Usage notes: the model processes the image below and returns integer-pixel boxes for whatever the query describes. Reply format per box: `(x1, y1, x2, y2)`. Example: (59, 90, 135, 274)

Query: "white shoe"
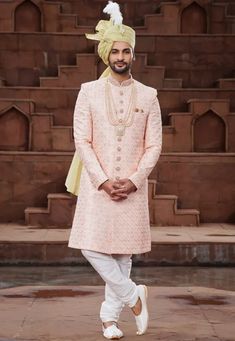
(134, 285, 149, 335)
(102, 324, 124, 339)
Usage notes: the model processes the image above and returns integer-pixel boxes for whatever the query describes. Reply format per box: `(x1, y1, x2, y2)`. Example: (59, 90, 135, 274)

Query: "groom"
(68, 1, 162, 339)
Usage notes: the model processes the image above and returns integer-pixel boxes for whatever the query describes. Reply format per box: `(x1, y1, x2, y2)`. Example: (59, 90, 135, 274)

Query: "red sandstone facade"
(0, 0, 235, 227)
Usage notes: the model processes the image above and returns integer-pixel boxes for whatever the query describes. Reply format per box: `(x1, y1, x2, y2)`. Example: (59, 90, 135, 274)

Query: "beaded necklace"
(105, 78, 137, 136)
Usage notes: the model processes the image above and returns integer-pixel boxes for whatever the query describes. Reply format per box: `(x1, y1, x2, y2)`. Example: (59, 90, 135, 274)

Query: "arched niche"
(0, 107, 30, 151)
(193, 110, 226, 152)
(181, 1, 207, 34)
(15, 0, 41, 32)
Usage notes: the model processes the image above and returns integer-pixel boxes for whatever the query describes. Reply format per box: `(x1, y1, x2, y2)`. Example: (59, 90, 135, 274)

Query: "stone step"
(132, 54, 182, 89)
(148, 181, 200, 226)
(57, 13, 79, 32)
(25, 193, 76, 228)
(31, 113, 74, 151)
(0, 77, 6, 86)
(163, 78, 182, 89)
(216, 79, 235, 89)
(0, 223, 234, 265)
(40, 65, 95, 88)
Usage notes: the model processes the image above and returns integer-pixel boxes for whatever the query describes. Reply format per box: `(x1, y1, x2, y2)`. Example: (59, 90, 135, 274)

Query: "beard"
(109, 61, 132, 74)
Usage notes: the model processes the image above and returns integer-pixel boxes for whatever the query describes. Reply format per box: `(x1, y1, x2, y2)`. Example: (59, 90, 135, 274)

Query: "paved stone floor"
(0, 284, 235, 341)
(0, 222, 235, 340)
(1, 265, 235, 291)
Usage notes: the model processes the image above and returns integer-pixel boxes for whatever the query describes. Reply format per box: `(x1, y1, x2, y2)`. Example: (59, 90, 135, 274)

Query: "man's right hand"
(99, 180, 128, 201)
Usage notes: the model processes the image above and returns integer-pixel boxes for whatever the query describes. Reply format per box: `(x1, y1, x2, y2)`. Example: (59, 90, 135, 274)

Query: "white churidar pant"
(81, 249, 138, 322)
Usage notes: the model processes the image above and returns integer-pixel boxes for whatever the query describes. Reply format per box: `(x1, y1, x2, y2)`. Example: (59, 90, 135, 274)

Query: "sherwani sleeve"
(128, 90, 162, 190)
(73, 84, 109, 190)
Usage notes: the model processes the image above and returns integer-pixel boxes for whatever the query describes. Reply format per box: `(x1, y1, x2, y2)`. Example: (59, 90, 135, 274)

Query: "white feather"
(103, 1, 123, 25)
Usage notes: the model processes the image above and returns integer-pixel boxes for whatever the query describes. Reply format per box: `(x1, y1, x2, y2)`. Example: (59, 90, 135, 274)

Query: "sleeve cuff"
(128, 174, 143, 191)
(94, 175, 109, 191)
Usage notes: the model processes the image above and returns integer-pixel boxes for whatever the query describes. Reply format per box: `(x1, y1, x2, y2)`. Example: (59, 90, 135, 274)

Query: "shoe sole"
(103, 335, 123, 340)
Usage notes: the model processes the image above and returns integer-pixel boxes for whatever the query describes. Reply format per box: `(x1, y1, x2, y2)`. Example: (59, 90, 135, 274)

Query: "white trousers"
(81, 249, 138, 323)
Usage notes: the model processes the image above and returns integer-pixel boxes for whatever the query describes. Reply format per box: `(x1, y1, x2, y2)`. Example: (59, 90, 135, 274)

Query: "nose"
(117, 52, 124, 60)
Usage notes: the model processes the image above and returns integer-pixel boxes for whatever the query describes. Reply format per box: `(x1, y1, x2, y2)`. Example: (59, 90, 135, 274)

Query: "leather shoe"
(134, 285, 149, 335)
(102, 323, 124, 339)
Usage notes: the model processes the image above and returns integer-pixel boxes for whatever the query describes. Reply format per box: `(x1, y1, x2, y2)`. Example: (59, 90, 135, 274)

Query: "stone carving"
(15, 0, 41, 32)
(0, 106, 30, 151)
(181, 1, 207, 34)
(193, 110, 225, 152)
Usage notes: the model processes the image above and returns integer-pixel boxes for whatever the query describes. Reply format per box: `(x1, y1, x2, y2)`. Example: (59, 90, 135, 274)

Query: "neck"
(110, 70, 131, 84)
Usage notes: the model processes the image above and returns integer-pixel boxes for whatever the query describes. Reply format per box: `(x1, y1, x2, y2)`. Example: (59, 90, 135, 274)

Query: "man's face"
(108, 41, 134, 75)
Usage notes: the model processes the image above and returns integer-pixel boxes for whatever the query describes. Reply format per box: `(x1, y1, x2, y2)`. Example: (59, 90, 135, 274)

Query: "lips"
(115, 62, 126, 67)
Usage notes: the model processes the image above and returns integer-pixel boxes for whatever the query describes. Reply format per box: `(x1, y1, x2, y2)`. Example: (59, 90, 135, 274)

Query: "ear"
(132, 52, 136, 61)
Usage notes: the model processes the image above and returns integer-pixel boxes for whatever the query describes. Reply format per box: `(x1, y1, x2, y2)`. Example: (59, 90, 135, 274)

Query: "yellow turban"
(65, 2, 135, 195)
(86, 19, 135, 73)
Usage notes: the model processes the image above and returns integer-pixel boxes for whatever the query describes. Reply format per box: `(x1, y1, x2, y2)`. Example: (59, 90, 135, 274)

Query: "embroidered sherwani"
(68, 75, 162, 254)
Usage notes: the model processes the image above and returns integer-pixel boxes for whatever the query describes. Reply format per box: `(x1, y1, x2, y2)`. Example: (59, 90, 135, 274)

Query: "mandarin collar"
(107, 74, 133, 87)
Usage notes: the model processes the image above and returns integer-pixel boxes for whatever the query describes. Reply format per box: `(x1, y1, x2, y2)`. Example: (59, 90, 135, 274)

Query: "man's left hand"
(111, 178, 137, 197)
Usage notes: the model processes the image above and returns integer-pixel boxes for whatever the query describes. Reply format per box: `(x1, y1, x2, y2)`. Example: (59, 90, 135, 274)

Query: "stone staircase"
(164, 99, 235, 153)
(24, 180, 200, 228)
(39, 53, 183, 89)
(148, 181, 200, 226)
(1, 0, 234, 34)
(25, 193, 76, 228)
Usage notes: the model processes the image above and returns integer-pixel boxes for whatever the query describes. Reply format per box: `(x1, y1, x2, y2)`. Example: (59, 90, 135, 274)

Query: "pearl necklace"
(105, 78, 137, 136)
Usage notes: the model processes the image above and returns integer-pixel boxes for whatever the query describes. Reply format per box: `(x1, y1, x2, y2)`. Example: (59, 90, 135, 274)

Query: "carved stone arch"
(181, 1, 207, 34)
(0, 106, 30, 151)
(193, 110, 226, 152)
(14, 0, 42, 32)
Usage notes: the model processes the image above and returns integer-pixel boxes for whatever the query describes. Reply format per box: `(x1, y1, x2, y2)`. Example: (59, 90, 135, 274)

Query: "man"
(67, 1, 162, 339)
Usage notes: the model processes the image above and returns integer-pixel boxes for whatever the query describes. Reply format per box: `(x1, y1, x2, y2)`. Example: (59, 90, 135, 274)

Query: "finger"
(111, 196, 122, 201)
(111, 196, 127, 201)
(111, 188, 127, 195)
(111, 193, 128, 199)
(116, 193, 128, 198)
(117, 178, 128, 184)
(112, 183, 122, 189)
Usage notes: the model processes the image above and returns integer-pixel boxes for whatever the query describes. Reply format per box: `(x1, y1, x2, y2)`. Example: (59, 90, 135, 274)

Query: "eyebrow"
(111, 48, 131, 52)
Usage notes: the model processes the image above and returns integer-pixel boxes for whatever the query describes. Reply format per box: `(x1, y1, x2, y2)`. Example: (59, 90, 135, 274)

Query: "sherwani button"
(117, 147, 121, 151)
(116, 156, 121, 161)
(120, 109, 124, 114)
(116, 167, 121, 171)
(115, 176, 120, 181)
(120, 91, 123, 95)
(117, 137, 122, 142)
(118, 118, 123, 123)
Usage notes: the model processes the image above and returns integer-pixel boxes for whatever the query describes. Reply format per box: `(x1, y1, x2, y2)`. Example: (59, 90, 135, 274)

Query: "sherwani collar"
(107, 74, 134, 87)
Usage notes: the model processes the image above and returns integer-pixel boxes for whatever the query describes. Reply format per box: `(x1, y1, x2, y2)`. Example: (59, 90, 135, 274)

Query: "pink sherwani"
(68, 75, 162, 254)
